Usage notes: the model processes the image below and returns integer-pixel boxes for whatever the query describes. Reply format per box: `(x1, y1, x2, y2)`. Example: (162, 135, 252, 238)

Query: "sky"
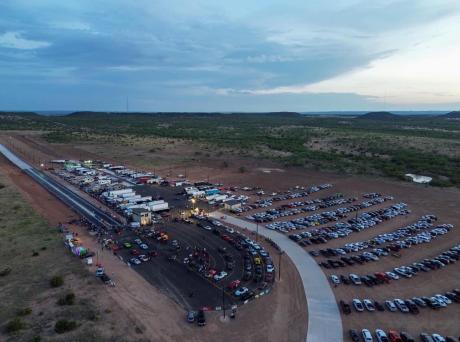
(1, 0, 460, 112)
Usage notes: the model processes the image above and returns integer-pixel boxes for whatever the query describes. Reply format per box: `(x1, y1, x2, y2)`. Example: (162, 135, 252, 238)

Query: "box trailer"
(205, 188, 219, 196)
(105, 188, 133, 197)
(149, 202, 169, 212)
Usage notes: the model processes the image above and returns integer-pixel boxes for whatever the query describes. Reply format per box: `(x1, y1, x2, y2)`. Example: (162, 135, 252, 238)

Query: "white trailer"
(149, 202, 169, 212)
(105, 188, 133, 197)
(213, 194, 228, 202)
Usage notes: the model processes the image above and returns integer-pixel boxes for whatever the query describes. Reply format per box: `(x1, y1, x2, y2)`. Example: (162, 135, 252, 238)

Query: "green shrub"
(5, 318, 24, 333)
(16, 308, 32, 316)
(57, 292, 75, 306)
(54, 319, 77, 334)
(50, 275, 64, 287)
(0, 265, 12, 277)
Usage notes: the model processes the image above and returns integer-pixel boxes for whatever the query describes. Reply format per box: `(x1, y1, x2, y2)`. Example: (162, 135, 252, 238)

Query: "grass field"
(0, 172, 128, 342)
(1, 111, 460, 186)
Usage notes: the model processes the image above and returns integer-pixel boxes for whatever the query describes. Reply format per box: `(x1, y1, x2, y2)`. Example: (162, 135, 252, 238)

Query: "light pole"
(222, 285, 226, 318)
(278, 250, 284, 281)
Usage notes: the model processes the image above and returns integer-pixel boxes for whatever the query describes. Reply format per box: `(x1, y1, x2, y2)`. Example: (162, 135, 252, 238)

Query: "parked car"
(363, 299, 375, 311)
(400, 331, 415, 342)
(388, 330, 402, 342)
(330, 275, 340, 285)
(420, 333, 435, 342)
(353, 299, 364, 312)
(385, 300, 398, 312)
(196, 310, 206, 326)
(375, 329, 389, 342)
(186, 310, 195, 323)
(349, 273, 362, 285)
(362, 329, 373, 342)
(349, 329, 360, 342)
(213, 271, 228, 281)
(139, 254, 150, 262)
(431, 334, 446, 342)
(340, 300, 351, 314)
(394, 298, 409, 313)
(130, 257, 141, 265)
(234, 287, 249, 297)
(95, 267, 104, 277)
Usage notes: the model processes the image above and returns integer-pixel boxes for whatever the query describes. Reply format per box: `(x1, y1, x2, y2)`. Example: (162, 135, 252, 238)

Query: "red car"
(130, 249, 140, 256)
(227, 280, 241, 290)
(388, 331, 402, 342)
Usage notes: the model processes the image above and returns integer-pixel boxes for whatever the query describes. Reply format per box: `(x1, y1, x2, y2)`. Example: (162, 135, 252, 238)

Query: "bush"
(57, 292, 75, 306)
(5, 318, 24, 333)
(50, 275, 64, 287)
(0, 265, 12, 277)
(16, 308, 32, 316)
(54, 319, 77, 334)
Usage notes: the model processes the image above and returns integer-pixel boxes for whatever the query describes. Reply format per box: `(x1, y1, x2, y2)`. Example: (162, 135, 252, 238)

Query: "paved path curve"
(209, 211, 343, 342)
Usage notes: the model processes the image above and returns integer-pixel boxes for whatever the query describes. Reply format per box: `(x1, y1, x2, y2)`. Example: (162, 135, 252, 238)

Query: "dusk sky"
(1, 0, 460, 112)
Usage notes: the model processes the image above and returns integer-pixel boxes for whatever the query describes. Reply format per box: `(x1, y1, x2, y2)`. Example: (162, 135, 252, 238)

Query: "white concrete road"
(209, 211, 343, 342)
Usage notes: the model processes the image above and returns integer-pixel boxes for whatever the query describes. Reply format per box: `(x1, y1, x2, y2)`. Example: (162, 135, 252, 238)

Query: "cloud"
(0, 31, 51, 50)
(237, 12, 460, 105)
(1, 0, 460, 110)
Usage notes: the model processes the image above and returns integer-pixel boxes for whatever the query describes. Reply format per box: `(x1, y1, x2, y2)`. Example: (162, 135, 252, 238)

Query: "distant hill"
(66, 111, 301, 118)
(438, 111, 460, 119)
(0, 111, 39, 118)
(356, 111, 400, 120)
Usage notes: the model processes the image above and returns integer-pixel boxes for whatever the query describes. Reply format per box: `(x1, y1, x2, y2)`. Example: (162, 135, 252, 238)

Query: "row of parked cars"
(318, 223, 453, 270)
(276, 205, 410, 252)
(350, 328, 458, 342)
(343, 288, 460, 316)
(247, 194, 354, 222)
(266, 197, 396, 232)
(314, 215, 438, 256)
(328, 244, 459, 287)
(256, 183, 333, 204)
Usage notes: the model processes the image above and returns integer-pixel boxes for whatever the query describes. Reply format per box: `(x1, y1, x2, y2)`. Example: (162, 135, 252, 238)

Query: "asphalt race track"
(0, 144, 121, 228)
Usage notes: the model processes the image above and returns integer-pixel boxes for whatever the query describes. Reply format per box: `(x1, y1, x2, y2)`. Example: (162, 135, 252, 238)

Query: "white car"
(330, 275, 340, 285)
(352, 299, 364, 312)
(432, 334, 446, 342)
(434, 294, 451, 305)
(139, 254, 149, 262)
(349, 273, 362, 285)
(213, 271, 228, 281)
(385, 271, 400, 280)
(140, 243, 149, 250)
(385, 300, 397, 312)
(363, 299, 375, 311)
(375, 329, 388, 342)
(134, 238, 142, 245)
(362, 329, 373, 342)
(266, 264, 274, 273)
(130, 258, 141, 265)
(234, 287, 249, 296)
(203, 226, 212, 231)
(225, 227, 235, 234)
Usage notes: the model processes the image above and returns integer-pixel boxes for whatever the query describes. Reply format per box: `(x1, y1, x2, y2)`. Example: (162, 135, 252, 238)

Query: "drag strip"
(0, 144, 121, 228)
